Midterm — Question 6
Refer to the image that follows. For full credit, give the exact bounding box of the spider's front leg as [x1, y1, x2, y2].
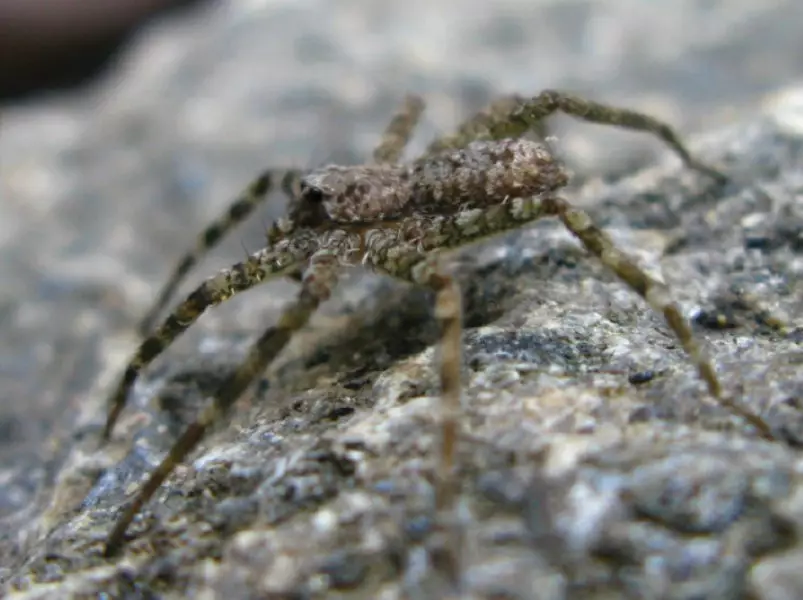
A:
[138, 169, 303, 335]
[104, 250, 341, 556]
[102, 234, 319, 442]
[425, 90, 726, 183]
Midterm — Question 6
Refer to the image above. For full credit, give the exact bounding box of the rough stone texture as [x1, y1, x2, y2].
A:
[2, 0, 803, 597]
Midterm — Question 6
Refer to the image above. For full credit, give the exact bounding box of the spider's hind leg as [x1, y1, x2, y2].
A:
[104, 251, 340, 556]
[138, 169, 303, 335]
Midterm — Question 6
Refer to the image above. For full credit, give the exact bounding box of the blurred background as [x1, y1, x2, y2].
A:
[2, 0, 803, 556]
[0, 0, 207, 100]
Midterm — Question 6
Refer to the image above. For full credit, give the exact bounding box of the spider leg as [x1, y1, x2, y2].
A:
[381, 198, 770, 437]
[533, 194, 772, 437]
[425, 90, 726, 183]
[425, 94, 548, 156]
[138, 169, 304, 335]
[102, 237, 318, 442]
[103, 251, 340, 557]
[416, 259, 465, 588]
[371, 200, 773, 490]
[361, 231, 465, 585]
[406, 258, 464, 513]
[372, 94, 426, 164]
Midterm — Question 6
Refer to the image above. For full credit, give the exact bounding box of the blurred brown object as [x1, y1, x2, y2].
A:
[0, 0, 209, 101]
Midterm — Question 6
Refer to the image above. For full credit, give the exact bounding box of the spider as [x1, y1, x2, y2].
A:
[99, 90, 774, 561]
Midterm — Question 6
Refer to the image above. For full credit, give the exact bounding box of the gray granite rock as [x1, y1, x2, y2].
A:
[2, 0, 803, 597]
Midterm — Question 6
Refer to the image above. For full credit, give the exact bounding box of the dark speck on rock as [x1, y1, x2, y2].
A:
[628, 370, 656, 385]
[464, 329, 603, 372]
[318, 551, 369, 589]
[476, 469, 528, 508]
[628, 404, 657, 423]
[404, 514, 434, 542]
[325, 405, 355, 421]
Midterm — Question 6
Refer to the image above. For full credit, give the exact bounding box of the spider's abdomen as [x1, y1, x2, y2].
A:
[409, 139, 568, 213]
[300, 164, 413, 223]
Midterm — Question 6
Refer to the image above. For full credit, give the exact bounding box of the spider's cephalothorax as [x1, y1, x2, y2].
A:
[98, 91, 772, 581]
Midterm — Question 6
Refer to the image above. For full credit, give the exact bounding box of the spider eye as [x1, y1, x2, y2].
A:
[300, 182, 325, 203]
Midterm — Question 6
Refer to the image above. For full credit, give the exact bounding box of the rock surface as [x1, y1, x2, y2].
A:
[2, 0, 803, 597]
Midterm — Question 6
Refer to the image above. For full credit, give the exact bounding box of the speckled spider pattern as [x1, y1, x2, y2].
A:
[98, 90, 773, 571]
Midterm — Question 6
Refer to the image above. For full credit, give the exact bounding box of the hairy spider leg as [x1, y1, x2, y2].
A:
[427, 94, 549, 155]
[372, 94, 426, 164]
[102, 236, 319, 441]
[138, 170, 303, 335]
[414, 258, 465, 589]
[424, 90, 727, 183]
[104, 251, 341, 556]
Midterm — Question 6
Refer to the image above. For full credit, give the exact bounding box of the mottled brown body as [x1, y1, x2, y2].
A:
[410, 139, 568, 213]
[98, 90, 771, 588]
[298, 139, 567, 224]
